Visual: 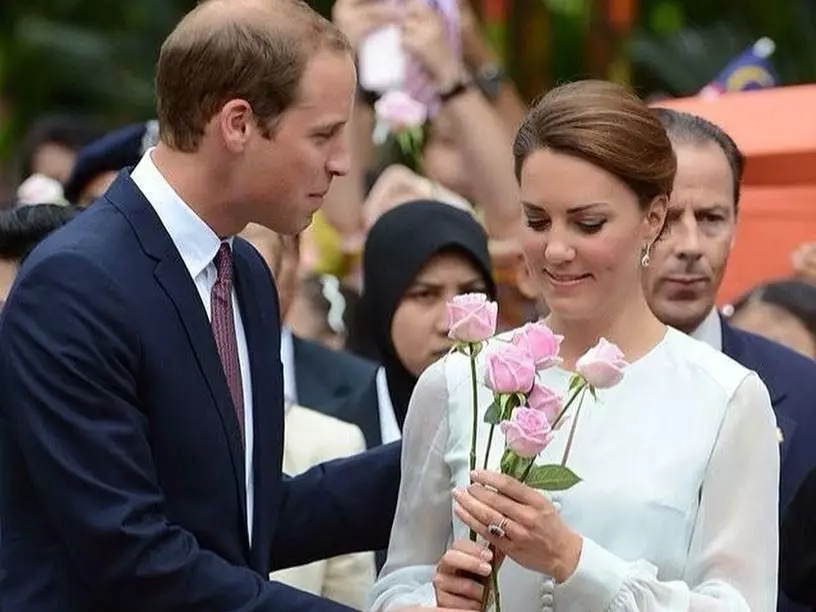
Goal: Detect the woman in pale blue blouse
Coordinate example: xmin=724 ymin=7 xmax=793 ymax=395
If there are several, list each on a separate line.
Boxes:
xmin=368 ymin=80 xmax=779 ymax=612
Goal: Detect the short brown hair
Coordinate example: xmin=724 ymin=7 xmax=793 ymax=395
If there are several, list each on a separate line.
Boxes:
xmin=513 ymin=80 xmax=676 ymax=209
xmin=155 ymin=0 xmax=352 ymax=152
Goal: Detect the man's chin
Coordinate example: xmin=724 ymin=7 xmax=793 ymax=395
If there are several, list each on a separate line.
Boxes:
xmin=653 ymin=297 xmax=714 ymax=334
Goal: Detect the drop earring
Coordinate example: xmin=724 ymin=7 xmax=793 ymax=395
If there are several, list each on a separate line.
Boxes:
xmin=640 ymin=243 xmax=652 ymax=268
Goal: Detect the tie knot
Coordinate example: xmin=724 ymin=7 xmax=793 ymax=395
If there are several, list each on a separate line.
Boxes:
xmin=214 ymin=242 xmax=233 ymax=284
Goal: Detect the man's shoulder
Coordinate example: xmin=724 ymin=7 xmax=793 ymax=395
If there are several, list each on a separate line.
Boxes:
xmin=725 ymin=324 xmax=816 ymax=383
xmin=293 ymin=336 xmax=379 ymax=380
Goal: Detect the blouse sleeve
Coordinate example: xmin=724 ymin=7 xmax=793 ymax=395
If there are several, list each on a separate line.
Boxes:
xmin=366 ymin=358 xmax=454 ymax=612
xmin=555 ymin=372 xmax=779 ymax=612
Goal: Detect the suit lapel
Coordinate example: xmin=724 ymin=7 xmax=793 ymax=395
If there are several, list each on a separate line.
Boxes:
xmin=233 ymin=240 xmax=283 ymax=568
xmin=106 ymin=171 xmax=249 ymax=531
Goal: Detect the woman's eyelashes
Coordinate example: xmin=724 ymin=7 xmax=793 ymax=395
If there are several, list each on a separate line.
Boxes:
xmin=525 ymin=216 xmax=607 ymax=234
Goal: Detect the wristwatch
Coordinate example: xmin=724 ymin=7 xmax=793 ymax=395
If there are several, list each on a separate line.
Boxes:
xmin=474 ymin=62 xmax=506 ymax=101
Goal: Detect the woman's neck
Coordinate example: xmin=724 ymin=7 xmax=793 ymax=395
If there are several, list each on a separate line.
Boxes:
xmin=545 ymin=292 xmax=667 ymax=370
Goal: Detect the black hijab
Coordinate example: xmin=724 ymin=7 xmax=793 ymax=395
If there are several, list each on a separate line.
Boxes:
xmin=349 ymin=199 xmax=496 ymax=428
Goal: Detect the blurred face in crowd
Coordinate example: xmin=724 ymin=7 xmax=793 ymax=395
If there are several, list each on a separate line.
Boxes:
xmin=642 ymin=142 xmax=736 ymax=333
xmin=240 ymin=223 xmax=300 ymax=317
xmin=31 ymin=143 xmax=76 ymax=184
xmin=391 ymin=250 xmax=487 ymax=377
xmin=421 ymin=109 xmax=472 ymax=202
xmin=730 ymin=301 xmax=816 ymax=359
xmin=520 ymin=149 xmax=665 ymax=324
xmin=0 ymin=257 xmax=18 ymax=302
xmin=224 ymin=50 xmax=356 ymax=235
xmin=79 ymin=171 xmax=118 ymax=206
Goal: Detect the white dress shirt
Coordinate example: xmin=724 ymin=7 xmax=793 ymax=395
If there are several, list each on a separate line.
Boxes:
xmin=690 ymin=307 xmax=723 ymax=351
xmin=280 ymin=327 xmax=298 ymax=408
xmin=131 ymin=150 xmax=255 ymax=543
xmin=370 ymin=327 xmax=779 ymax=612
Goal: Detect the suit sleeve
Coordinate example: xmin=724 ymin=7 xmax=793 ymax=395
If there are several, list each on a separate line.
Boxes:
xmin=320 ymin=424 xmax=377 ymax=609
xmin=781 ymin=465 xmax=816 ymax=606
xmin=270 ymin=440 xmax=401 ymax=569
xmin=0 ymin=252 xmax=355 ymax=612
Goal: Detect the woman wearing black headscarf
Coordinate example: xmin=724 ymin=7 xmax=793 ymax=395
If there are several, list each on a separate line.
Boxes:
xmin=347 ymin=199 xmax=496 ymax=432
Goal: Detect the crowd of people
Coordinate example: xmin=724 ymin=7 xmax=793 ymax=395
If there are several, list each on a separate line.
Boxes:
xmin=0 ymin=0 xmax=815 ymax=611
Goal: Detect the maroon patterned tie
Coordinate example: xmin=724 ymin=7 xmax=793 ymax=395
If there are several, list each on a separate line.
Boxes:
xmin=211 ymin=242 xmax=245 ymax=444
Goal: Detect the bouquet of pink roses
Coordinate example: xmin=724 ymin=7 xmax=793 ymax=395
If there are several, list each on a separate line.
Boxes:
xmin=446 ymin=293 xmax=628 ymax=612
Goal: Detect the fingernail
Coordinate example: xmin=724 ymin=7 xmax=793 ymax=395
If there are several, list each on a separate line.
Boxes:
xmin=480 ymin=549 xmax=493 ymax=562
xmin=479 ymin=562 xmax=492 ymax=575
xmin=452 ymin=488 xmax=463 ymax=498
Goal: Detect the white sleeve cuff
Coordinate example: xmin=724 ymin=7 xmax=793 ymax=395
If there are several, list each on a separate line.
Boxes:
xmin=554 ymin=537 xmax=628 ymax=611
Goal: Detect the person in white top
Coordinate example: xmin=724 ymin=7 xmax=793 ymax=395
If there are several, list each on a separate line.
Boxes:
xmin=368 ymin=80 xmax=779 ymax=612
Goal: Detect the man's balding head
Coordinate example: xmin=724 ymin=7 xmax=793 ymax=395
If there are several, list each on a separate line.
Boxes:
xmin=156 ymin=0 xmax=352 ymax=152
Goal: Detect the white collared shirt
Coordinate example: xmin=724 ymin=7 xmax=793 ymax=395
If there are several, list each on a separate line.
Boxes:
xmin=130 ymin=149 xmax=255 ymax=543
xmin=690 ymin=307 xmax=723 ymax=352
xmin=280 ymin=327 xmax=298 ymax=408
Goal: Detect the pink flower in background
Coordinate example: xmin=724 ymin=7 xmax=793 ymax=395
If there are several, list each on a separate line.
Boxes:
xmin=512 ymin=322 xmax=563 ymax=370
xmin=484 ymin=343 xmax=535 ymax=394
xmin=500 ymin=407 xmax=553 ymax=458
xmin=527 ymin=382 xmax=562 ymax=422
xmin=576 ymin=338 xmax=628 ymax=388
xmin=447 ymin=293 xmax=498 ymax=343
xmin=374 ymin=91 xmax=428 ymax=132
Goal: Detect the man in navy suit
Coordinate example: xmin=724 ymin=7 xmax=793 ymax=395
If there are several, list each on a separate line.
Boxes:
xmin=643 ymin=108 xmax=816 ymax=612
xmin=0 ymin=2 xmax=429 ymax=610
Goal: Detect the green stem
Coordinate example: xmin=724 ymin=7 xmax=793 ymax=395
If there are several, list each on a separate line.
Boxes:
xmin=493 ymin=566 xmax=502 ymax=612
xmin=482 ymin=424 xmax=495 ymax=470
xmin=560 ymin=389 xmax=587 ymax=467
xmin=518 ymin=456 xmax=535 ymax=484
xmin=550 ymin=381 xmax=585 ymax=429
xmin=469 ymin=342 xmax=479 ymax=542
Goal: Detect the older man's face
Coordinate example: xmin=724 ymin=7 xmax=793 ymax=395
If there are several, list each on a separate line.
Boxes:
xmin=642 ymin=142 xmax=737 ymax=333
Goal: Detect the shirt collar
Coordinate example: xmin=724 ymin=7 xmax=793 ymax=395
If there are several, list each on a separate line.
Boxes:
xmin=690 ymin=307 xmax=723 ymax=351
xmin=280 ymin=326 xmax=297 ymax=407
xmin=130 ymin=148 xmax=227 ymax=279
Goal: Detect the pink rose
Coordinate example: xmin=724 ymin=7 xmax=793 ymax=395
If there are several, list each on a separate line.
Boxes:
xmin=527 ymin=382 xmax=561 ymax=422
xmin=484 ymin=343 xmax=535 ymax=394
xmin=374 ymin=91 xmax=428 ymax=131
xmin=447 ymin=293 xmax=498 ymax=343
xmin=512 ymin=322 xmax=564 ymax=370
xmin=500 ymin=407 xmax=553 ymax=458
xmin=576 ymin=338 xmax=628 ymax=388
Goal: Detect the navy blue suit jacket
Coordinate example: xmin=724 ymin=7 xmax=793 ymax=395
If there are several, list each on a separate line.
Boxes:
xmin=721 ymin=320 xmax=816 ymax=612
xmin=292 ymin=336 xmax=383 ymax=448
xmin=0 ymin=172 xmax=400 ymax=612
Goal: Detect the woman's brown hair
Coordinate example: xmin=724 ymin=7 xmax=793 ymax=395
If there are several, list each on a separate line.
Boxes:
xmin=513 ymin=80 xmax=676 ymax=208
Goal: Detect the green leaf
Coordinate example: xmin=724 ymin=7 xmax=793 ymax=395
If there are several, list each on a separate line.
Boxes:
xmin=589 ymin=386 xmax=598 ymax=401
xmin=524 ymin=464 xmax=582 ymax=491
xmin=569 ymin=374 xmax=585 ymax=392
xmin=500 ymin=449 xmax=520 ymax=476
xmin=454 ymin=344 xmax=470 ymax=356
xmin=483 ymin=400 xmax=502 ymax=425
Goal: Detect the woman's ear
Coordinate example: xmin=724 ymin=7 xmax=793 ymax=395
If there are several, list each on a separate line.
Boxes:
xmin=646 ymin=194 xmax=669 ymax=244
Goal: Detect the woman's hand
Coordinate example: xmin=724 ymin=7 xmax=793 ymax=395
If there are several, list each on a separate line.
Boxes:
xmin=400 ymin=0 xmax=465 ymax=90
xmin=453 ymin=470 xmax=583 ymax=583
xmin=433 ymin=539 xmax=493 ymax=610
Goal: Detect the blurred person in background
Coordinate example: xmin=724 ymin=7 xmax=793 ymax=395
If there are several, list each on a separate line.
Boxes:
xmin=311 ymin=0 xmax=522 ymax=284
xmin=643 ymin=108 xmax=816 ymax=612
xmin=63 ymin=120 xmax=159 ymax=206
xmin=17 ymin=114 xmax=101 ymax=185
xmin=239 ymin=224 xmax=381 ymax=444
xmin=345 ymin=199 xmax=495 ymax=443
xmin=241 ymin=226 xmax=374 ymax=609
xmin=727 ymin=280 xmax=816 ymax=360
xmin=287 ymin=274 xmax=360 ymax=351
xmin=0 ymin=203 xmax=81 ymax=300
xmin=792 ymin=243 xmax=816 ymax=285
